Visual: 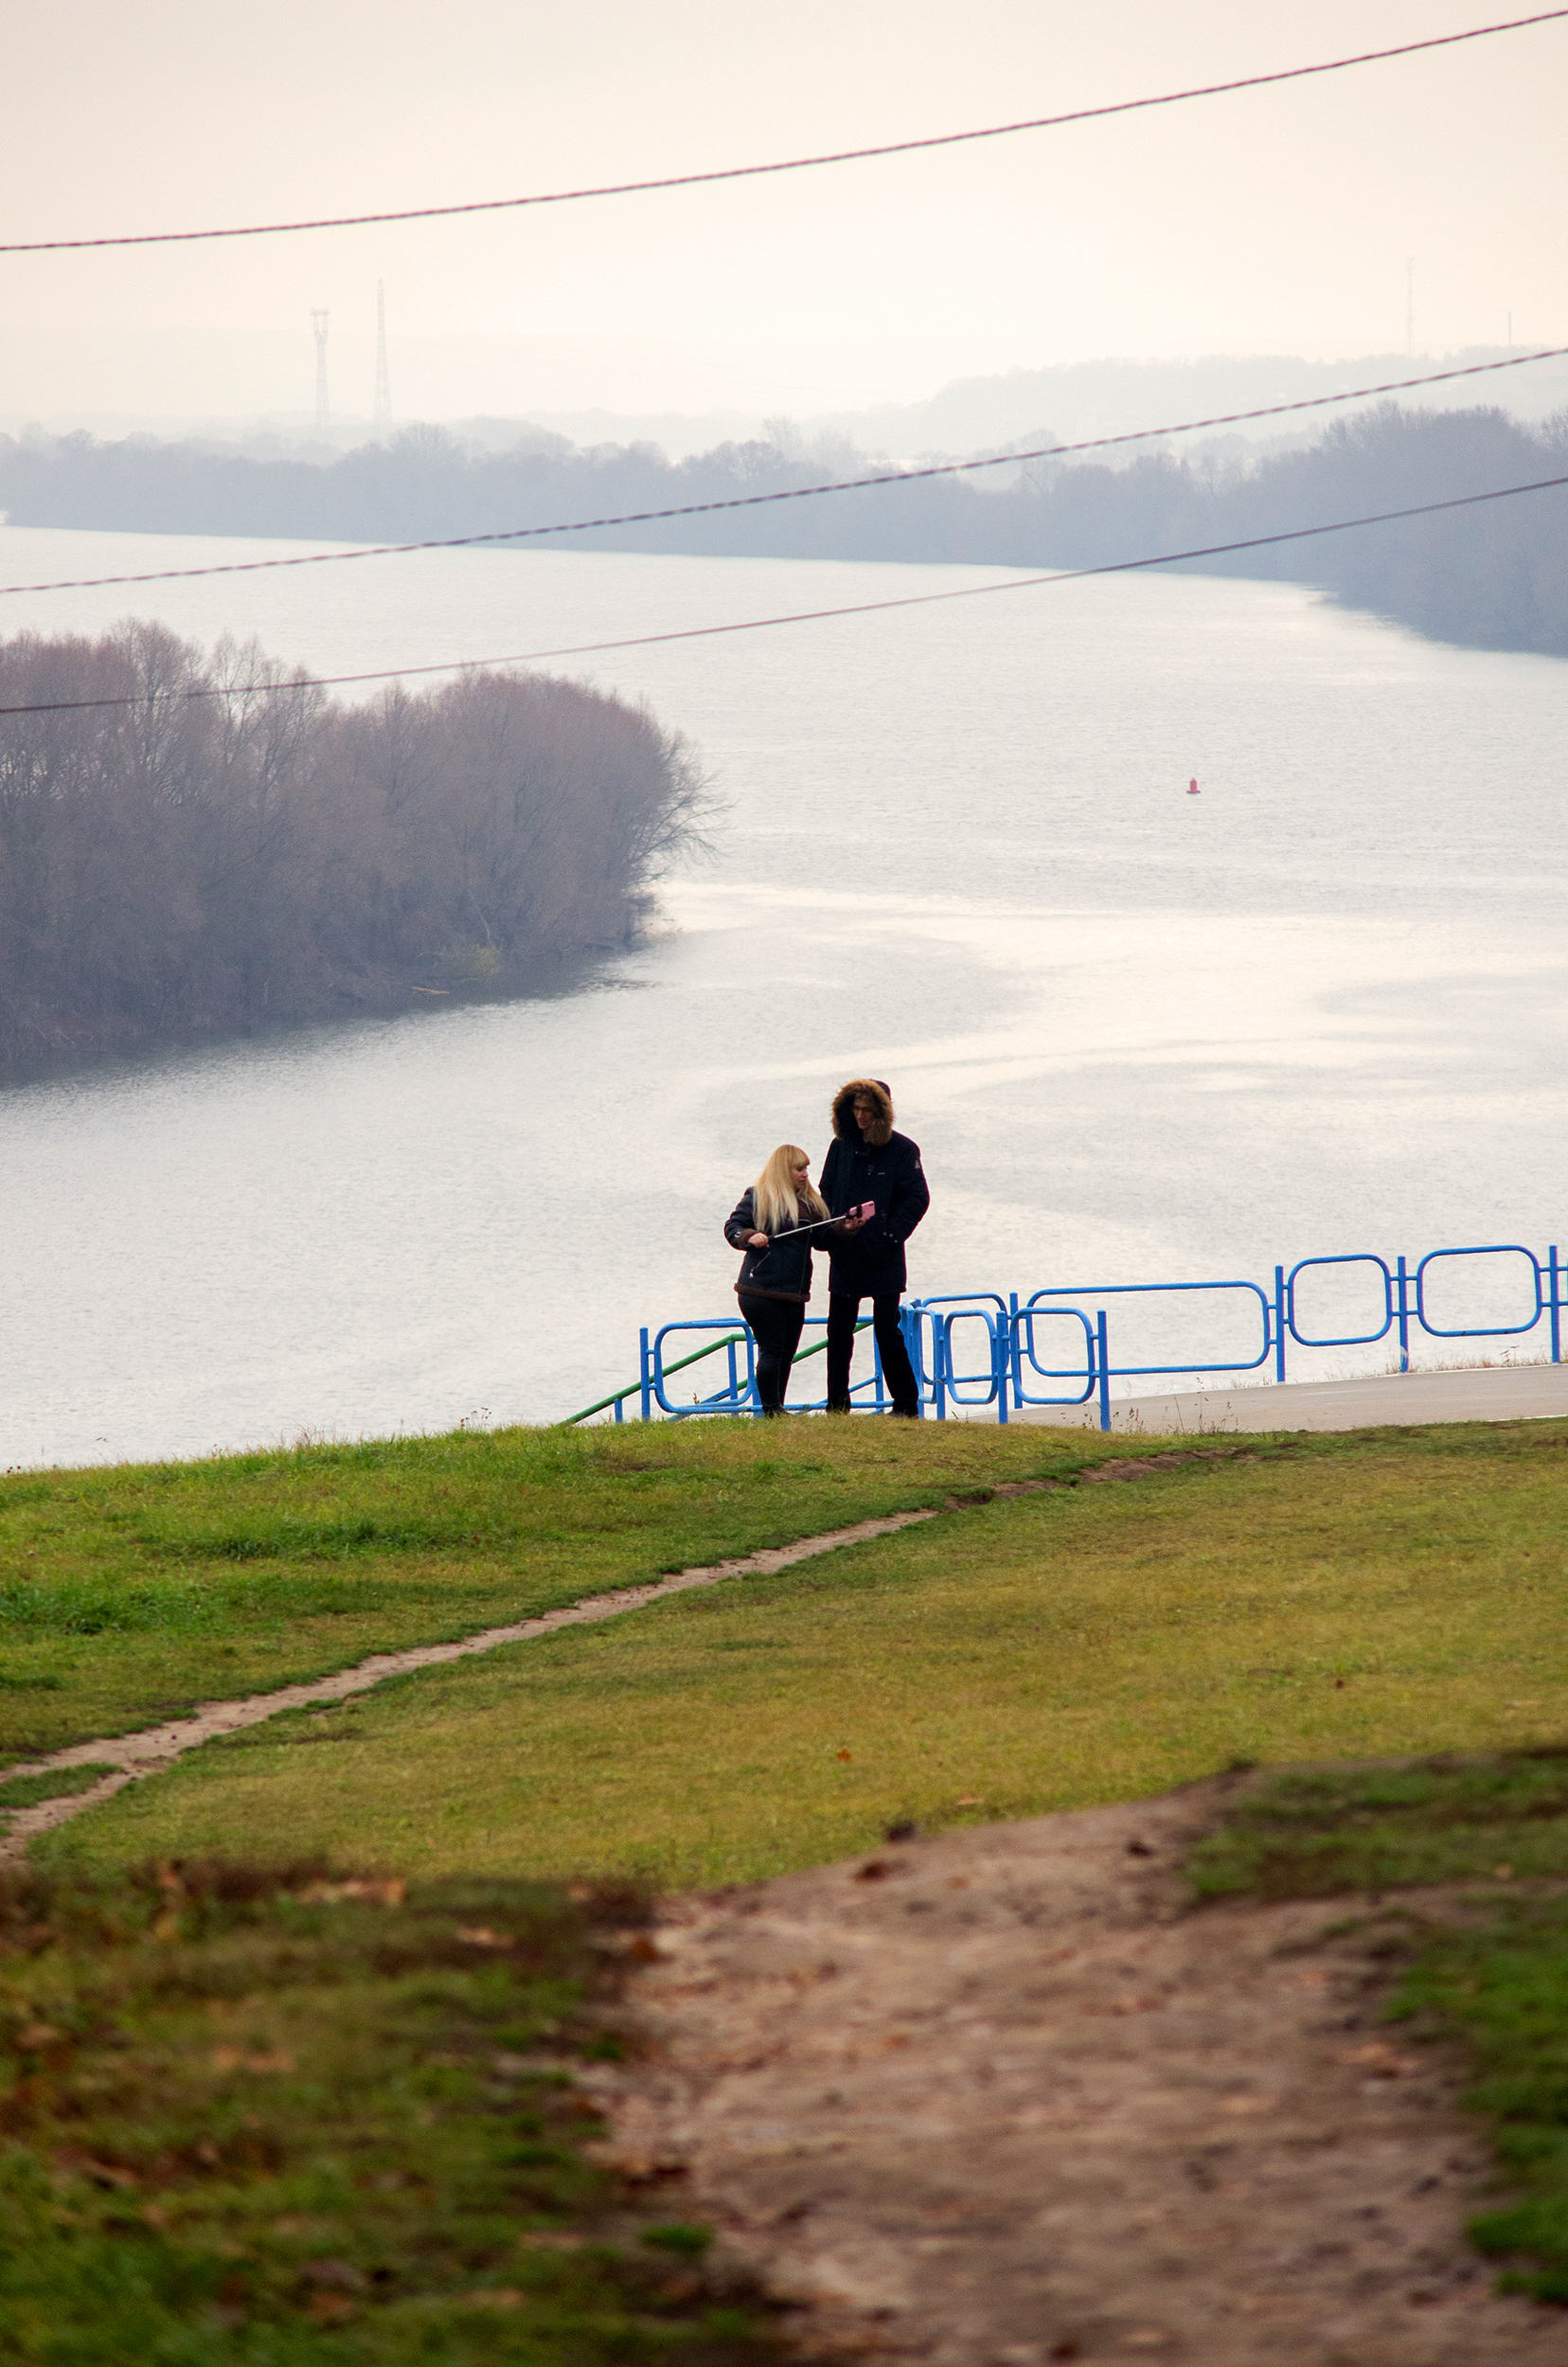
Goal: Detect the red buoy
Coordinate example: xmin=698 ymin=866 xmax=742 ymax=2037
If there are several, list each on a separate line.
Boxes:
xmin=1187 ymin=777 xmax=1201 ymax=794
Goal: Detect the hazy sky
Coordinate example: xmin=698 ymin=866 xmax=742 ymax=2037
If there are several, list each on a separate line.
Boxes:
xmin=3 ymin=0 xmax=1564 ymax=420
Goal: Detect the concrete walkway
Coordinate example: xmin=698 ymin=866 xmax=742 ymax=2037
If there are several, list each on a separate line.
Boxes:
xmin=1012 ymin=1361 xmax=1568 ymax=1433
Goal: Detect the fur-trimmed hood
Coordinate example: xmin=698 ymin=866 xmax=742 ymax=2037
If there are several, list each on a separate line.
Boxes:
xmin=831 ymin=1077 xmax=894 ymax=1147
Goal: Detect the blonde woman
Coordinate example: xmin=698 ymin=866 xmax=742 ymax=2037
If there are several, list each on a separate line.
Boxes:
xmin=723 ymin=1145 xmax=863 ymax=1415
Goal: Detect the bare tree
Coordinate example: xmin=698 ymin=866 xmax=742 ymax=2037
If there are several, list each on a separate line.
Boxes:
xmin=0 ymin=630 xmax=715 ymax=1071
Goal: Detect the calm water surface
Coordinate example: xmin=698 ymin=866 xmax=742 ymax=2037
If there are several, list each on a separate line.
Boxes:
xmin=2 ymin=523 xmax=1566 ymax=1463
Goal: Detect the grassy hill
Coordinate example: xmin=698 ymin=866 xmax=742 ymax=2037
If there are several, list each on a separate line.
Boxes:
xmin=7 ymin=1412 xmax=1568 ymax=2348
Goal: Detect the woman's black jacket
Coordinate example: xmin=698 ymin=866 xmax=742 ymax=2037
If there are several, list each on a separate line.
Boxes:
xmin=820 ymin=1128 xmax=930 ymax=1295
xmin=724 ymin=1191 xmax=837 ymax=1302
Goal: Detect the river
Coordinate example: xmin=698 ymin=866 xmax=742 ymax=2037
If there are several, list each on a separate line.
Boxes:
xmin=3 ymin=522 xmax=1566 ymax=1464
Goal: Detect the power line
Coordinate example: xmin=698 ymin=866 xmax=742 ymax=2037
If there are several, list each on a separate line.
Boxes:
xmin=4 ymin=344 xmax=1564 ymax=602
xmin=2 ymin=471 xmax=1563 ymax=719
xmin=4 ymin=10 xmax=1563 ymax=255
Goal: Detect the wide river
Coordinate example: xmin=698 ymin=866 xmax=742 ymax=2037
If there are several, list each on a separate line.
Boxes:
xmin=3 ymin=523 xmax=1566 ymax=1465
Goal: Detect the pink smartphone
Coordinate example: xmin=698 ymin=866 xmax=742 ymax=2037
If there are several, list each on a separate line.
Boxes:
xmin=858 ymin=1201 xmax=875 ymax=1219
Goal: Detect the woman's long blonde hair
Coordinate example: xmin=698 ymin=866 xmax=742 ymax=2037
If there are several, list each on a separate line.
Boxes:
xmin=753 ymin=1143 xmax=828 ymax=1235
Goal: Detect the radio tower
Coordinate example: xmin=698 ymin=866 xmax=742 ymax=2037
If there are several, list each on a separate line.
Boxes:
xmin=311 ymin=310 xmax=330 ymax=433
xmin=374 ymin=281 xmax=393 ymax=431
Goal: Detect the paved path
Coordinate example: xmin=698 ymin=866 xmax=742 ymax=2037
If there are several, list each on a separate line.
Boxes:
xmin=1013 ymin=1361 xmax=1568 ymax=1433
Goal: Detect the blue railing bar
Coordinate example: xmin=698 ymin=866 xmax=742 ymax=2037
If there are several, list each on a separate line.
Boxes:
xmin=924 ymin=1307 xmax=1009 ymax=1414
xmin=1025 ymin=1278 xmax=1270 ymax=1301
xmin=1020 ymin=1281 xmax=1271 ymax=1378
xmin=644 ymin=1313 xmax=879 ymax=1419
xmin=1096 ymin=1309 xmax=1112 ymax=1433
xmin=1414 ymin=1244 xmax=1543 ymax=1339
xmin=1553 ymin=1246 xmax=1562 ymax=1366
xmin=1007 ymin=1302 xmax=1096 ymax=1407
xmin=1284 ymin=1255 xmax=1396 ymax=1350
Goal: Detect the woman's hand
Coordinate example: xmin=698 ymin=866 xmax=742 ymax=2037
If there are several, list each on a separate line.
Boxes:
xmin=747 ymin=1231 xmax=770 ymax=1248
xmin=839 ymin=1212 xmax=865 ymax=1234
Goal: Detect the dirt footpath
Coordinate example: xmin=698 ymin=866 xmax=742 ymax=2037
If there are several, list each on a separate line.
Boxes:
xmin=583 ymin=1789 xmax=1565 ymax=2365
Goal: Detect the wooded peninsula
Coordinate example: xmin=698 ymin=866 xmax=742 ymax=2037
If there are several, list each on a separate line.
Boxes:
xmin=0 ymin=626 xmax=707 ymax=1073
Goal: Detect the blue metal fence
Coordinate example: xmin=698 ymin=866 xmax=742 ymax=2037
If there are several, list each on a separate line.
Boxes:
xmin=565 ymin=1238 xmax=1568 ymax=1429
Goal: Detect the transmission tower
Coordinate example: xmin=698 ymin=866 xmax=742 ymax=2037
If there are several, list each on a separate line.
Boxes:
xmin=374 ymin=281 xmax=393 ymax=431
xmin=311 ymin=309 xmax=330 ymax=433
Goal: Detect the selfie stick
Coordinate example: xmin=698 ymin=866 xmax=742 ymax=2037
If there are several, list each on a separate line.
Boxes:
xmin=755 ymin=1201 xmax=875 ymax=1242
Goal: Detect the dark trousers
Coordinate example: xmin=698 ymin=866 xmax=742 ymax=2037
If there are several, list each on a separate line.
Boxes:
xmin=739 ymin=1293 xmax=805 ymax=1413
xmin=827 ymin=1291 xmax=918 ymax=1414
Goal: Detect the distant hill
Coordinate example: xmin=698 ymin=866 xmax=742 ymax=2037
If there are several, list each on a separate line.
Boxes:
xmin=2 ymin=398 xmax=1564 ymax=662
xmin=804 ymin=349 xmax=1568 ymax=458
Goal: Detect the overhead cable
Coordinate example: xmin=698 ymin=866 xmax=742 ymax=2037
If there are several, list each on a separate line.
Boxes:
xmin=3 ymin=9 xmax=1564 ymax=254
xmin=4 ymin=344 xmax=1565 ymax=602
xmin=2 ymin=472 xmax=1563 ymax=719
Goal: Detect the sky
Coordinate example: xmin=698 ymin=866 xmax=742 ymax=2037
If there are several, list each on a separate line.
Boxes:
xmin=1 ymin=0 xmax=1564 ymax=425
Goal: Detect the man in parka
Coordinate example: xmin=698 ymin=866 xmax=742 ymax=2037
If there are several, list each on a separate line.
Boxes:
xmin=819 ymin=1077 xmax=930 ymax=1416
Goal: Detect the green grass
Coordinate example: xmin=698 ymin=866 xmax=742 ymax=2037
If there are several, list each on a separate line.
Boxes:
xmin=0 ymin=1418 xmax=1103 ymax=1762
xmin=40 ymin=1420 xmax=1568 ymax=1890
xmin=1188 ymin=1749 xmax=1568 ymax=1899
xmin=0 ymin=1855 xmax=802 ymax=2365
xmin=0 ymin=1765 xmax=119 ymax=1813
xmin=1401 ymin=1901 xmax=1568 ymax=2303
xmin=1187 ymin=1749 xmax=1568 ymax=2307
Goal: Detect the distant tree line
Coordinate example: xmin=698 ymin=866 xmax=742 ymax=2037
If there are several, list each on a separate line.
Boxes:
xmin=2 ymin=402 xmax=1565 ymax=657
xmin=0 ymin=624 xmax=707 ymax=1072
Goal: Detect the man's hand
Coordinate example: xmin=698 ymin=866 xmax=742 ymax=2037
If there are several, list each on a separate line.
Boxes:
xmin=839 ymin=1212 xmax=866 ymax=1234
xmin=747 ymin=1231 xmax=770 ymax=1248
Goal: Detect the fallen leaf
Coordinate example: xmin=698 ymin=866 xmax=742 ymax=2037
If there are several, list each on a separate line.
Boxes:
xmin=455 ymin=1926 xmax=509 ymax=1949
xmin=303 ymin=2259 xmax=366 ymax=2292
xmin=300 ymin=1878 xmax=405 ymax=1907
xmin=1341 ymin=2039 xmax=1420 ymax=2078
xmin=54 ymin=2151 xmax=138 ymax=2191
xmin=954 ymin=1795 xmax=982 ymax=1807
xmin=211 ymin=2046 xmax=294 ymax=2074
xmin=834 ymin=1749 xmax=852 ymax=1762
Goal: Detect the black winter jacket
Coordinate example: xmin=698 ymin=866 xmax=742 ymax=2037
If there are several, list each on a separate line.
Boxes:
xmin=819 ymin=1078 xmax=930 ymax=1296
xmin=723 ymin=1189 xmax=839 ymax=1302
